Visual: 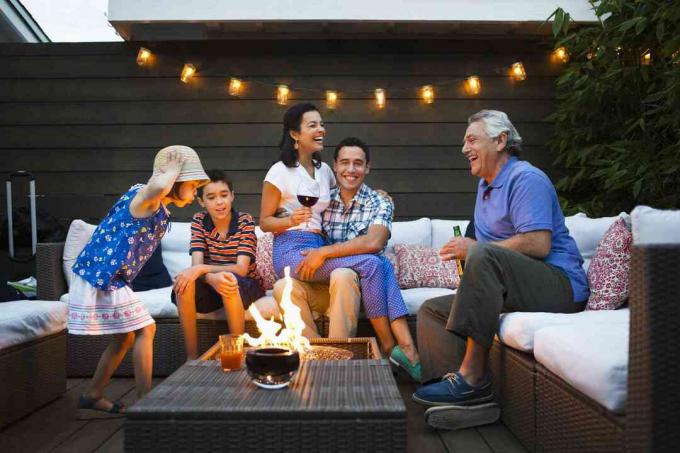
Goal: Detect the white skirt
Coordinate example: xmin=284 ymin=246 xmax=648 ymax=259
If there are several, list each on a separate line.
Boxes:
xmin=67 ymin=275 xmax=154 ymax=335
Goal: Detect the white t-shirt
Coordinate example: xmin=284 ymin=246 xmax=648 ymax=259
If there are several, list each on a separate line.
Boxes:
xmin=264 ymin=161 xmax=336 ymax=231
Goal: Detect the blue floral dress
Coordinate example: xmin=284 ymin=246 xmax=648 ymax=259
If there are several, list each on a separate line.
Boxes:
xmin=68 ymin=184 xmax=169 ymax=335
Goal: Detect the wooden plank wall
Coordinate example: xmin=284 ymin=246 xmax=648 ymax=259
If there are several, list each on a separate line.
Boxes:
xmin=0 ymin=39 xmax=558 ymax=228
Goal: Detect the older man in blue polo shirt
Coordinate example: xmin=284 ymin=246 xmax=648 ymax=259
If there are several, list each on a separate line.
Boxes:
xmin=413 ymin=110 xmax=588 ymax=409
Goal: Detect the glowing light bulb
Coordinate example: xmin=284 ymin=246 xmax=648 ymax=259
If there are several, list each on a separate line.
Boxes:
xmin=510 ymin=62 xmax=527 ymax=81
xmin=553 ymin=47 xmax=569 ymax=63
xmin=464 ymin=76 xmax=481 ymax=96
xmin=228 ymin=78 xmax=243 ymax=96
xmin=326 ymin=90 xmax=338 ymax=109
xmin=136 ymin=47 xmax=151 ymax=66
xmin=180 ymin=64 xmax=196 ymax=83
xmin=277 ymin=85 xmax=290 ymax=105
xmin=421 ymin=85 xmax=435 ymax=104
xmin=641 ymin=49 xmax=652 ymax=66
xmin=374 ymin=88 xmax=386 ymax=109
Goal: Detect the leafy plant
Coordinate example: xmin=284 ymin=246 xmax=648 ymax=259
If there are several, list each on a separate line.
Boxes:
xmin=548 ymin=1 xmax=680 ymax=216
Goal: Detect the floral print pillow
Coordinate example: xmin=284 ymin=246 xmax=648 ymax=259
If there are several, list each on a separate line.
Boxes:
xmin=586 ymin=218 xmax=632 ymax=310
xmin=255 ymin=233 xmax=277 ymax=290
xmin=394 ymin=244 xmax=460 ymax=289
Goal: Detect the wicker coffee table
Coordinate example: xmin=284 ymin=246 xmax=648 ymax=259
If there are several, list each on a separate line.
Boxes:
xmin=125 ymin=338 xmax=406 ymax=452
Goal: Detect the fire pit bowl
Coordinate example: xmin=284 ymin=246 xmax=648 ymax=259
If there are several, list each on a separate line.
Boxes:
xmin=245 ymin=347 xmax=300 ymax=389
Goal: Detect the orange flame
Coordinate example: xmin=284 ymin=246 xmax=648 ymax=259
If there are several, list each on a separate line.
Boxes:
xmin=243 ymin=266 xmax=310 ymax=352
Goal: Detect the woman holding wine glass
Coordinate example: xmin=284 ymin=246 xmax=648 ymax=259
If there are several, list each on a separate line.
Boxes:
xmin=260 ymin=103 xmax=421 ymax=381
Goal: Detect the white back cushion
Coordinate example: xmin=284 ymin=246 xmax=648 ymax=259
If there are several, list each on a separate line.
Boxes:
xmin=564 ymin=212 xmax=628 ymax=271
xmin=386 ymin=218 xmax=432 ymax=253
xmin=62 ymin=219 xmax=96 ymax=286
xmin=431 ymin=219 xmax=470 ymax=250
xmin=161 ymin=222 xmax=192 ymax=278
xmin=631 ymin=206 xmax=680 ymax=245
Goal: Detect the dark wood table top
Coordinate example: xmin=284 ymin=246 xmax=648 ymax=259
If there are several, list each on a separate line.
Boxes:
xmin=127 ymin=358 xmax=406 ymax=421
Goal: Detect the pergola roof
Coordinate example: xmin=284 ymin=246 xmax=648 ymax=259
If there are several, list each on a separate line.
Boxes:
xmin=108 ymin=0 xmax=597 ymax=40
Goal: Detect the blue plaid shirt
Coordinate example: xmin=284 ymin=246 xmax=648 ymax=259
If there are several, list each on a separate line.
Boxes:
xmin=322 ymin=184 xmax=393 ymax=250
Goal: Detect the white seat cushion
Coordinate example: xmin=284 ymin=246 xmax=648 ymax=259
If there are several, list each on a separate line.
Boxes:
xmin=498 ymin=308 xmax=629 ymax=352
xmin=0 ymin=301 xmax=67 ymax=350
xmin=61 ymin=287 xmax=279 ymax=321
xmin=196 ymin=293 xmax=280 ymax=321
xmin=534 ymin=320 xmax=629 ymax=414
xmin=400 ymin=287 xmax=456 ymax=315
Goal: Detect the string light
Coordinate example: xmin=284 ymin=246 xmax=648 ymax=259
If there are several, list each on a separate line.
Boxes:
xmin=641 ymin=49 xmax=652 ymax=66
xmin=464 ymin=76 xmax=481 ymax=96
xmin=421 ymin=85 xmax=435 ymax=104
xmin=277 ymin=85 xmax=290 ymax=105
xmin=553 ymin=47 xmax=569 ymax=63
xmin=228 ymin=78 xmax=243 ymax=96
xmin=510 ymin=62 xmax=527 ymax=81
xmin=138 ymin=50 xmax=568 ymax=106
xmin=326 ymin=90 xmax=338 ymax=109
xmin=136 ymin=47 xmax=151 ymax=66
xmin=180 ymin=64 xmax=196 ymax=83
xmin=374 ymin=88 xmax=386 ymax=109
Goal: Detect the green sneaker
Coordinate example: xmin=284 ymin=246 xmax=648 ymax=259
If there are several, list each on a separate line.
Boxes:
xmin=389 ymin=345 xmax=422 ymax=382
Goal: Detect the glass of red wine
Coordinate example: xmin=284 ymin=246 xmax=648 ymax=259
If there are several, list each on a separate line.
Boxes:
xmin=297 ymin=179 xmax=320 ymax=229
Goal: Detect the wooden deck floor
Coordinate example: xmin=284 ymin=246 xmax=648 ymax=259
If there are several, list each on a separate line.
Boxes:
xmin=1 ymin=377 xmax=527 ymax=453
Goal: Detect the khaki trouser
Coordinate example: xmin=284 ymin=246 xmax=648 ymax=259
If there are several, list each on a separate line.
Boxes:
xmin=272 ymin=268 xmax=361 ymax=338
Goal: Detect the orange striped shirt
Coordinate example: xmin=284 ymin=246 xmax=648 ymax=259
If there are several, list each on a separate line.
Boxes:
xmin=190 ymin=210 xmax=259 ymax=280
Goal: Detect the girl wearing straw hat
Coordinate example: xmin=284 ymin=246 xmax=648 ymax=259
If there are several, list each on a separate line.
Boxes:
xmin=69 ymin=145 xmax=209 ymax=416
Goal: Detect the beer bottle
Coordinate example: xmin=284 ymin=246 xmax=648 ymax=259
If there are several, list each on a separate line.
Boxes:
xmin=452 ymin=226 xmax=464 ymax=277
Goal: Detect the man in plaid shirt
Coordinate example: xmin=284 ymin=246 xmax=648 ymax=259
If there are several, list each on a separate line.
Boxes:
xmin=273 ymin=136 xmax=394 ymax=339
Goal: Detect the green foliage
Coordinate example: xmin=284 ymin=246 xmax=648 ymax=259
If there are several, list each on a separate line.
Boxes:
xmin=548 ymin=1 xmax=680 ymax=216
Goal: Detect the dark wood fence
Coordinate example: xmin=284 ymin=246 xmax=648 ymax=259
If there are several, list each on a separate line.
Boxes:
xmin=0 ymin=39 xmax=558 ymax=233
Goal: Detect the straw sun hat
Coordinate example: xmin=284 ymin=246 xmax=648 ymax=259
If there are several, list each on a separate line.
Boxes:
xmin=152 ymin=145 xmax=210 ymax=185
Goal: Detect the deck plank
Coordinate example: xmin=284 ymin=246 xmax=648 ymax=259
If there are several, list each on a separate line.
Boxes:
xmin=1 ymin=378 xmax=133 ymax=453
xmin=53 ymin=378 xmax=165 ymax=453
xmin=476 ymin=424 xmax=527 ymax=453
xmin=439 ymin=428 xmax=494 ymax=453
xmin=397 ymin=380 xmax=448 ymax=453
xmin=3 ymin=377 xmax=525 ymax=453
xmin=51 ymin=380 xmax=137 ymax=453
xmin=93 ymin=429 xmax=124 ymax=453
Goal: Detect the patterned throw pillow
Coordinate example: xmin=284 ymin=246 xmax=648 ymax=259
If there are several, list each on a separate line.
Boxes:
xmin=586 ymin=218 xmax=632 ymax=310
xmin=394 ymin=244 xmax=460 ymax=289
xmin=255 ymin=233 xmax=277 ymax=290
xmin=384 ymin=250 xmax=399 ymax=279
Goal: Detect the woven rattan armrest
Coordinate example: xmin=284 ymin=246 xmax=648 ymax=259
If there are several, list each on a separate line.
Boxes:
xmin=37 ymin=242 xmax=66 ymax=301
xmin=626 ymin=244 xmax=680 ymax=452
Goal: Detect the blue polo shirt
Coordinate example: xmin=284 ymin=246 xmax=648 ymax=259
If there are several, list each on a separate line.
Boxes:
xmin=474 ymin=157 xmax=589 ymax=302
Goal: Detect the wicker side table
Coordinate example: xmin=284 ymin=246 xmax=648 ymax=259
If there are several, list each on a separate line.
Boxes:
xmin=125 ymin=358 xmax=406 ymax=452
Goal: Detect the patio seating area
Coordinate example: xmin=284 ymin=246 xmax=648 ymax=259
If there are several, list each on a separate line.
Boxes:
xmin=2 ymin=1 xmax=680 ymax=451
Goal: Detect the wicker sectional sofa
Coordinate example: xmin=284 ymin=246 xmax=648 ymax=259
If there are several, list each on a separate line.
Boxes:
xmin=0 ymin=300 xmax=67 ymax=428
xmin=35 ymin=211 xmax=680 ymax=452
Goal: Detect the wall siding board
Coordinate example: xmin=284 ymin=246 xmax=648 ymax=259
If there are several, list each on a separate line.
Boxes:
xmin=0 ymin=123 xmax=553 ymax=148
xmin=0 ymin=39 xmax=557 ymax=227
xmin=0 ymin=77 xmax=556 ymax=102
xmin=0 ymin=99 xmax=555 ymax=125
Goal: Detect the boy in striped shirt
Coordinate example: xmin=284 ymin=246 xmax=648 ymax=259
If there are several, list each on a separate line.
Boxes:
xmin=172 ymin=169 xmax=264 ymax=360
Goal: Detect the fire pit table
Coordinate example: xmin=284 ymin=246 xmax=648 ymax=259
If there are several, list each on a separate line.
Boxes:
xmin=124 ymin=338 xmax=406 ymax=452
